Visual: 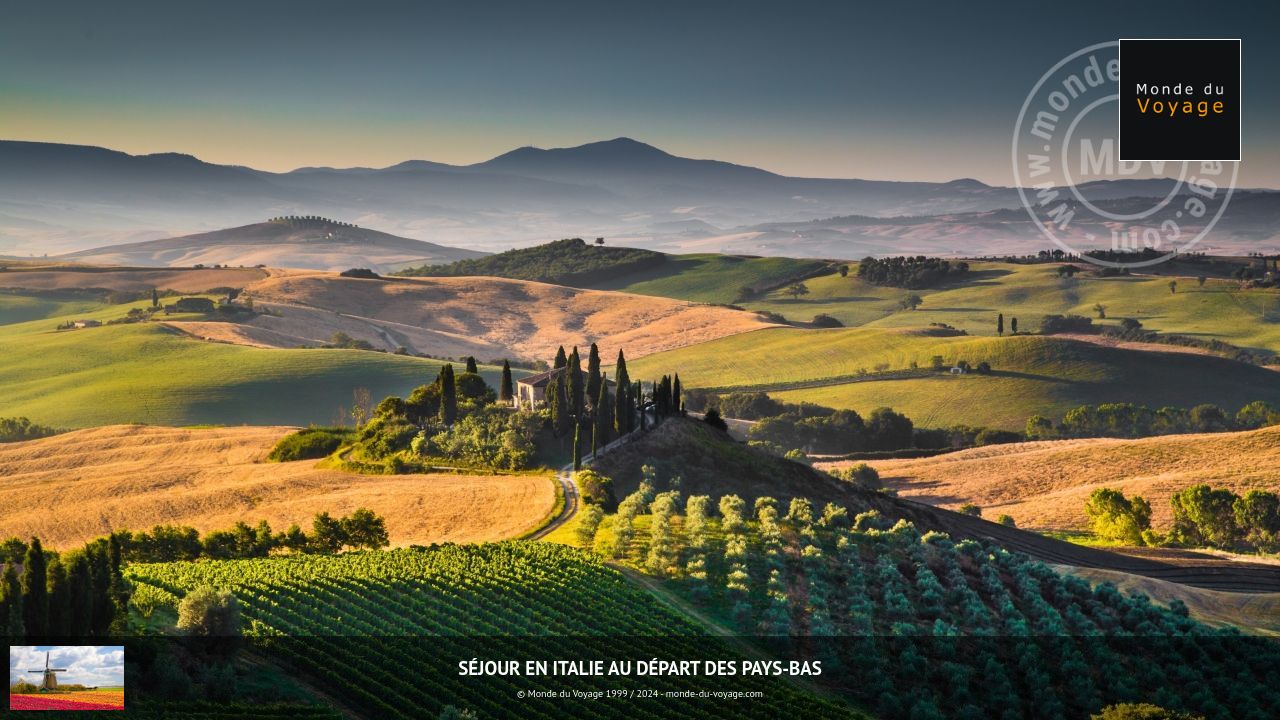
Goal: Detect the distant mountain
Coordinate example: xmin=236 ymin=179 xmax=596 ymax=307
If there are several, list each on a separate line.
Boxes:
xmin=1 ymin=138 xmax=1271 ymax=258
xmin=60 ymin=217 xmax=486 ymax=272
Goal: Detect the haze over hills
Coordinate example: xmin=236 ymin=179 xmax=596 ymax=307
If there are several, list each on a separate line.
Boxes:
xmin=59 ymin=217 xmax=486 ymax=272
xmin=5 ymin=137 xmax=1276 ymax=259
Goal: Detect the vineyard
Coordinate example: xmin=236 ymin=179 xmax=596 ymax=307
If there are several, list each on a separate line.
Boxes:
xmin=126 ymin=543 xmax=863 ymax=719
xmin=583 ymin=480 xmax=1280 ymax=720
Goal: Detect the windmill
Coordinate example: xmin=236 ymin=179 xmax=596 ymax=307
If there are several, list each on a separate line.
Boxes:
xmin=28 ymin=651 xmax=67 ymax=691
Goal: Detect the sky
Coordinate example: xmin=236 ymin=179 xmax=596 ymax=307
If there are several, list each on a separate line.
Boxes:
xmin=9 ymin=645 xmax=125 ymax=687
xmin=2 ymin=0 xmax=1278 ymax=186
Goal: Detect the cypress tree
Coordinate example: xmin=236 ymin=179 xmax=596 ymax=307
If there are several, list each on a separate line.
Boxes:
xmin=1011 ymin=318 xmax=1018 ymax=334
xmin=586 ymin=343 xmax=602 ymax=409
xmin=997 ymin=313 xmax=1004 ymax=336
xmin=1 ymin=565 xmax=22 ymax=636
xmin=553 ymin=346 xmax=567 ymax=369
xmin=21 ymin=537 xmax=48 ymax=637
xmin=438 ymin=364 xmax=457 ymax=425
xmin=673 ymin=374 xmax=682 ymax=415
xmin=465 ymin=356 xmax=479 ymax=374
xmin=614 ymin=350 xmax=631 ymax=435
xmin=548 ymin=374 xmax=571 ymax=436
xmin=572 ymin=421 xmax=582 ymax=471
xmin=151 ymin=287 xmax=159 ymax=308
xmin=499 ymin=360 xmax=514 ymax=403
xmin=594 ymin=373 xmax=612 ymax=452
xmin=67 ymin=552 xmax=92 ymax=637
xmin=638 ymin=382 xmax=648 ymax=431
xmin=567 ymin=347 xmax=585 ymax=419
xmin=46 ymin=557 xmax=69 ymax=635
xmin=89 ymin=545 xmax=113 ymax=636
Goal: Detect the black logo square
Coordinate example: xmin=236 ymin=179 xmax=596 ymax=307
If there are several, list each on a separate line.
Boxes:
xmin=1119 ymin=39 xmax=1240 ymax=161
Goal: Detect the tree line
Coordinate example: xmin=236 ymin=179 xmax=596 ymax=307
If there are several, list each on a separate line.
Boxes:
xmin=116 ymin=509 xmax=390 ymax=563
xmin=0 ymin=535 xmax=126 ymax=638
xmin=1027 ymin=400 xmax=1280 ymax=440
xmin=1086 ymin=485 xmax=1280 ymax=551
xmin=856 ymin=256 xmax=970 ymax=289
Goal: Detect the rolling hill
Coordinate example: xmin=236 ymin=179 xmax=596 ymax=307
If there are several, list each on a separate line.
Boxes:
xmin=629 ymin=327 xmax=1280 ymax=429
xmin=0 ymin=305 xmax=497 ymax=427
xmin=402 ymin=237 xmax=832 ymax=305
xmin=739 ymin=261 xmax=1280 ymax=353
xmin=176 ymin=270 xmax=778 ymax=363
xmin=0 ymin=425 xmax=555 ymax=548
xmin=819 ymin=425 xmax=1280 ymax=532
xmin=59 ymin=218 xmax=485 ymax=272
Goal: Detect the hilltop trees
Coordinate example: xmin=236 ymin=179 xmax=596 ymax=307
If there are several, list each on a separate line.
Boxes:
xmin=553 ymin=346 xmax=567 ymax=369
xmin=858 ymin=256 xmax=969 ymax=288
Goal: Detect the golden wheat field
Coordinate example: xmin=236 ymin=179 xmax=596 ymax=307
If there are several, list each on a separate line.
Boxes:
xmin=0 ymin=425 xmax=555 ymax=548
xmin=817 ymin=425 xmax=1280 ymax=531
xmin=169 ymin=270 xmax=776 ymax=362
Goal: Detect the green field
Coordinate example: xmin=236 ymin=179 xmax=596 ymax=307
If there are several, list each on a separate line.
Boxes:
xmin=631 ymin=327 xmax=1280 ymax=429
xmin=586 ymin=253 xmax=830 ymax=304
xmin=0 ymin=306 xmax=506 ymax=428
xmin=0 ymin=293 xmax=106 ymax=324
xmin=741 ymin=262 xmax=1280 ymax=352
xmin=126 ymin=543 xmax=860 ymax=720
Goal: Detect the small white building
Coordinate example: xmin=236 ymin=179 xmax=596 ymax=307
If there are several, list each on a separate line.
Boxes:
xmin=73 ymin=319 xmax=102 ymax=329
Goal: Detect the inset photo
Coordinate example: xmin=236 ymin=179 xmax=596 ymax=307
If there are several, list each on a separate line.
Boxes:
xmin=9 ymin=646 xmax=124 ymax=711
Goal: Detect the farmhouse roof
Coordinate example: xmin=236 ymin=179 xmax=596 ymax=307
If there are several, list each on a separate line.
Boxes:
xmin=516 ymin=367 xmax=618 ymax=388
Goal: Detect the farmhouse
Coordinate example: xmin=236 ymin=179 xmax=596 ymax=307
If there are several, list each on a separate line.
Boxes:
xmin=72 ymin=319 xmax=101 ymax=328
xmin=168 ymin=297 xmax=216 ymax=313
xmin=514 ymin=367 xmax=615 ymax=410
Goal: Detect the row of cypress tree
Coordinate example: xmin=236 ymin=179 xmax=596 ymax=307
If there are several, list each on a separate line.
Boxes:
xmin=0 ymin=535 xmax=127 ymax=638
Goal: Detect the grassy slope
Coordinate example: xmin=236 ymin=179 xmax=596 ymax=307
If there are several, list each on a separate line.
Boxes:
xmin=631 ymin=328 xmax=1280 ymax=429
xmin=585 ymin=253 xmax=829 ymax=304
xmin=0 ymin=294 xmax=106 ymax=324
xmin=0 ymin=305 xmax=500 ymax=427
xmin=823 ymin=424 xmax=1280 ymax=532
xmin=745 ymin=262 xmax=1280 ymax=352
xmin=0 ymin=425 xmax=555 ymax=548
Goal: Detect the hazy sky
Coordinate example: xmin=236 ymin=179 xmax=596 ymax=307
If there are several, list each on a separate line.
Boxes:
xmin=2 ymin=0 xmax=1277 ymax=185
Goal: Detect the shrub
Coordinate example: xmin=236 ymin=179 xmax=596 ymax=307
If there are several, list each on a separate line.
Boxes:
xmin=267 ymin=427 xmax=353 ymax=462
xmin=177 ymin=586 xmax=241 ymax=636
xmin=1091 ymin=704 xmax=1205 ymax=720
xmin=1085 ymin=488 xmax=1152 ymax=545
xmin=811 ymin=313 xmax=843 ymax=328
xmin=1039 ymin=314 xmax=1094 ymax=334
xmin=575 ymin=470 xmax=615 ymax=508
xmin=837 ymin=463 xmax=881 ymax=491
xmin=996 ymin=514 xmax=1017 ymax=527
xmin=702 ymin=408 xmax=729 ymax=432
xmin=974 ymin=428 xmax=1022 ymax=446
xmin=957 ymin=504 xmax=982 ymax=517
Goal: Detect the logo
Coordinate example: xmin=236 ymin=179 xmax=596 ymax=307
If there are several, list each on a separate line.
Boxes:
xmin=1012 ymin=41 xmax=1238 ymax=268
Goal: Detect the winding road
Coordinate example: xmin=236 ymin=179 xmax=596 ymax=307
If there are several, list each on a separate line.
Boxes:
xmin=525 ymin=465 xmax=578 ymax=540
